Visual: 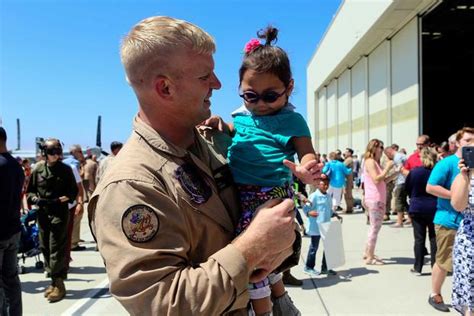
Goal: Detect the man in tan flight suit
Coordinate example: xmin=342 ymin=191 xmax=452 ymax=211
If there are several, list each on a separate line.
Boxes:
xmin=343 ymin=148 xmax=354 ymax=213
xmin=88 ymin=16 xmax=298 ymax=315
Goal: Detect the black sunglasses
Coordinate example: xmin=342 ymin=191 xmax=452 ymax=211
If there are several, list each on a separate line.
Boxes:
xmin=239 ymin=89 xmax=287 ymax=104
xmin=45 ymin=147 xmax=62 ymax=156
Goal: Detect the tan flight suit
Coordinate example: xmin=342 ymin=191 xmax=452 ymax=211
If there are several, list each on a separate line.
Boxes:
xmin=380 ymin=154 xmax=398 ymax=215
xmin=343 ymin=157 xmax=354 ymax=213
xmin=88 ymin=117 xmax=249 ymax=315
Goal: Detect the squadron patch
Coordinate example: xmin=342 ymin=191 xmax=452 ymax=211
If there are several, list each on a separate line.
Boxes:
xmin=121 ymin=205 xmax=159 ymax=243
xmin=175 ymin=163 xmax=211 ymax=204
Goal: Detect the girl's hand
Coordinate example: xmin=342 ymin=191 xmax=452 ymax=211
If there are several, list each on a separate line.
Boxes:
xmin=199 ymin=116 xmax=232 ymax=135
xmin=284 ymin=159 xmax=323 ymax=185
xmin=308 ymin=210 xmax=319 ymax=217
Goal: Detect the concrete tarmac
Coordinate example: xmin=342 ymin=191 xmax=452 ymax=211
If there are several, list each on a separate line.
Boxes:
xmin=19 ymin=193 xmax=452 ymax=315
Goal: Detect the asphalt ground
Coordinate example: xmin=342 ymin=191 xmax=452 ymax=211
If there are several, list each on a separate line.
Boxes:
xmin=19 ymin=189 xmax=452 ymax=315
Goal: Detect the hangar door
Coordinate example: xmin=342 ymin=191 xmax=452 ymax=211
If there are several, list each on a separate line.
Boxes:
xmin=421 ymin=0 xmax=474 ymax=143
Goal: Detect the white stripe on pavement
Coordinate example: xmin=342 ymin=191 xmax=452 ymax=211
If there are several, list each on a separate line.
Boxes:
xmin=61 ymin=278 xmax=109 ymax=316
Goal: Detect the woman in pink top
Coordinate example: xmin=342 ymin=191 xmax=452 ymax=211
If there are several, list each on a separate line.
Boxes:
xmin=363 ymin=139 xmax=394 ymax=265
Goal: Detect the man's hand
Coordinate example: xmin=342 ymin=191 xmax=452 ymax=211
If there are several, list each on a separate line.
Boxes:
xmin=59 ymin=196 xmax=69 ymax=203
xmin=308 ymin=210 xmax=319 ymax=217
xmin=75 ymin=203 xmax=84 ymax=216
xmin=32 ymin=196 xmax=48 ymax=207
xmin=232 ymin=198 xmax=296 ymax=283
xmin=32 ymin=197 xmax=62 ymax=207
xmin=283 ymin=159 xmax=323 ymax=185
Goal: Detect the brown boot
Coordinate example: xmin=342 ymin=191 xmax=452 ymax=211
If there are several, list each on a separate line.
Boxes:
xmin=44 ymin=284 xmax=54 ymax=298
xmin=47 ymin=278 xmax=66 ymax=303
xmin=282 ymin=270 xmax=303 ymax=286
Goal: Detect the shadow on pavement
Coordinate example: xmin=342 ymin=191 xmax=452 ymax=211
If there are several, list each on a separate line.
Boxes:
xmin=301 ymin=267 xmax=379 ymax=289
xmin=64 ymin=287 xmax=111 ymax=300
xmin=21 ymin=280 xmax=50 ymax=294
xmin=21 ymin=278 xmax=95 ymax=294
xmin=68 ymin=266 xmax=106 ymax=274
xmin=383 ymin=257 xmax=414 ymax=265
xmin=21 ymin=265 xmax=105 ymax=275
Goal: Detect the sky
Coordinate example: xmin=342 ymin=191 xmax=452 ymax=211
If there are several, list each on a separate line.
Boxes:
xmin=0 ymin=0 xmax=341 ymax=152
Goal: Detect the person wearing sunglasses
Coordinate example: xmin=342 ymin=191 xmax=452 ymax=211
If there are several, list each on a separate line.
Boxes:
xmin=26 ymin=139 xmax=78 ymax=303
xmin=223 ymin=26 xmax=321 ymax=316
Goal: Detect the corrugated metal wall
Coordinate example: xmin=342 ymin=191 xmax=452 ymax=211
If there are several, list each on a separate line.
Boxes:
xmin=313 ymin=18 xmax=419 ymax=156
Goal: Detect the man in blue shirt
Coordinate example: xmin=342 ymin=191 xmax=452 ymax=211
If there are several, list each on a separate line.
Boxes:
xmin=426 ymin=127 xmax=474 ymax=312
xmin=322 ymin=152 xmax=352 ymax=212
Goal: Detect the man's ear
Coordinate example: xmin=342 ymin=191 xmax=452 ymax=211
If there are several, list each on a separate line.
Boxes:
xmin=154 ymin=75 xmax=172 ymax=99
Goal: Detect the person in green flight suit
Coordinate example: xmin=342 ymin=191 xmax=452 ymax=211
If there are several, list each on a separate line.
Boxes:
xmin=27 ymin=138 xmax=78 ymax=303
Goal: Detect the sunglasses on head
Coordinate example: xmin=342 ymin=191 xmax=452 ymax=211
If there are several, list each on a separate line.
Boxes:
xmin=239 ymin=89 xmax=287 ymax=104
xmin=45 ymin=147 xmax=62 ymax=156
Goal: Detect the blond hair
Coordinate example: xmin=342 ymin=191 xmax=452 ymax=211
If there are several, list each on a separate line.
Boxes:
xmin=364 ymin=139 xmax=384 ymax=161
xmin=120 ymin=16 xmax=216 ymax=87
xmin=420 ymin=147 xmax=437 ymax=169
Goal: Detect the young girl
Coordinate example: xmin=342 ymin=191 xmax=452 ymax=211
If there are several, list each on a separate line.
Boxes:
xmin=227 ymin=26 xmax=321 ymax=316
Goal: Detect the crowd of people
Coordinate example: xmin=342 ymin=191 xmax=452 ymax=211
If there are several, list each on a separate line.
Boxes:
xmin=1 ymin=15 xmax=473 ymax=316
xmin=0 ymin=129 xmax=123 ymax=311
xmin=304 ymin=128 xmax=473 ymax=315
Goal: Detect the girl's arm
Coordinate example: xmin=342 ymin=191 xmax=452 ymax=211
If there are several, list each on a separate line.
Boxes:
xmin=293 ymin=136 xmax=316 ymax=165
xmin=365 ymin=158 xmax=393 ymax=184
xmin=451 ymin=159 xmax=470 ymax=212
xmin=284 ymin=136 xmax=322 ymax=185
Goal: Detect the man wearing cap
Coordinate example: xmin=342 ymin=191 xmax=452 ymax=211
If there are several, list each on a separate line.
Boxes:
xmin=26 ymin=139 xmax=78 ymax=303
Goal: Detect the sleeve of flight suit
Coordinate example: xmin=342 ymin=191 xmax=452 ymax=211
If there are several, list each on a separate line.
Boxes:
xmin=92 ymin=180 xmax=249 ymax=315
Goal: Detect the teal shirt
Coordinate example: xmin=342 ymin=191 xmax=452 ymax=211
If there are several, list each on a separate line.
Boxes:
xmin=322 ymin=160 xmax=352 ymax=188
xmin=228 ymin=103 xmax=311 ymax=186
xmin=428 ymin=154 xmax=463 ymax=229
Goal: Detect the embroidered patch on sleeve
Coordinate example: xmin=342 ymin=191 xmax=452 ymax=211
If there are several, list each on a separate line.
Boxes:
xmin=121 ymin=205 xmax=159 ymax=243
xmin=174 ymin=163 xmax=211 ymax=204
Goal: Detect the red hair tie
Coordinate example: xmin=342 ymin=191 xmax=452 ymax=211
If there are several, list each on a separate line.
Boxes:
xmin=244 ymin=38 xmax=261 ymax=54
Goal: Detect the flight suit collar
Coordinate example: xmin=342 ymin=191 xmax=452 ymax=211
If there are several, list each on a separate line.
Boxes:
xmin=133 ymin=115 xmax=215 ymax=179
xmin=133 ymin=115 xmax=188 ymax=158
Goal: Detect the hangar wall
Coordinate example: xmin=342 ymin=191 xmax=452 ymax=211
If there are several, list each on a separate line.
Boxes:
xmin=313 ymin=18 xmax=419 ymax=155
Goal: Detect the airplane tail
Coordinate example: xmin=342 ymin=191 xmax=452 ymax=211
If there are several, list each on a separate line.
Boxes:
xmin=96 ymin=115 xmax=109 ymax=156
xmin=16 ymin=118 xmax=21 ymax=151
xmin=96 ymin=115 xmax=102 ymax=148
